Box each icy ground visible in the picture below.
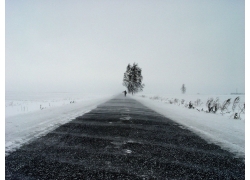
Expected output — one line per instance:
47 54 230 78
5 92 115 155
131 94 245 158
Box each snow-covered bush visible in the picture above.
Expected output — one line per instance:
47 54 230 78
238 103 245 114
233 113 240 119
206 97 219 113
151 96 160 100
206 98 214 112
194 99 202 106
232 97 240 112
181 99 185 104
220 98 231 115
233 103 245 120
174 98 179 104
144 94 244 120
213 98 220 113
188 101 194 109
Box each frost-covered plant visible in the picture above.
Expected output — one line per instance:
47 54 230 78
234 113 239 119
181 99 185 105
163 98 169 103
206 98 214 112
194 99 203 107
206 97 219 113
234 103 245 120
212 98 220 113
188 101 194 109
150 96 160 100
232 97 240 112
220 98 231 115
238 103 245 114
174 98 179 104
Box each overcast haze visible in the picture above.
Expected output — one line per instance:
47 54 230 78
5 0 245 95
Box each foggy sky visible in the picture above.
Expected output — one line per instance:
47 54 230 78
5 0 245 95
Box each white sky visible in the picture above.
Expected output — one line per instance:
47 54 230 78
5 0 245 95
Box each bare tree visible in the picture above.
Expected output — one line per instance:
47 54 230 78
123 63 145 95
181 84 186 94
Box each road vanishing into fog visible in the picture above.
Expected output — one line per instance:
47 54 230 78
6 95 244 179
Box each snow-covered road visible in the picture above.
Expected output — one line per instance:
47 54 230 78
5 95 245 179
5 92 245 159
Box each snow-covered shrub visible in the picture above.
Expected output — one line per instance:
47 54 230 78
151 96 160 100
206 97 219 113
233 113 240 119
234 103 245 120
232 97 240 112
206 98 214 112
181 99 185 105
238 103 245 114
163 98 169 103
188 101 194 109
220 98 231 115
40 105 45 110
150 96 157 100
194 99 202 106
213 98 220 113
174 98 179 104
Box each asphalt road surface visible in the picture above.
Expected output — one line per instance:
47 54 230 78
6 95 245 179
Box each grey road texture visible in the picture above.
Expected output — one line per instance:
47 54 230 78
5 95 245 179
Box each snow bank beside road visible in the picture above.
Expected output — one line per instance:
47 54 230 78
5 94 114 155
131 95 245 158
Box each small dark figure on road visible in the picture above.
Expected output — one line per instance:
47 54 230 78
123 90 127 97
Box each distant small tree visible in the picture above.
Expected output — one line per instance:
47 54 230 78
123 63 145 95
181 84 186 94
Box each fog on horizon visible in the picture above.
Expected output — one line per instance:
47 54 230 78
5 0 245 95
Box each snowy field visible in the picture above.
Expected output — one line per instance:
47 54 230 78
131 94 245 158
5 92 115 155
